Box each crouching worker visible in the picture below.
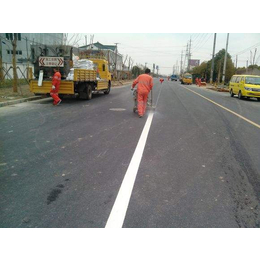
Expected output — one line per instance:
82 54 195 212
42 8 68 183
50 68 62 106
131 68 153 118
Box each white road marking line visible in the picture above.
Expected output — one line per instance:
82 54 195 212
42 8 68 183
105 112 154 228
105 83 163 228
182 86 260 130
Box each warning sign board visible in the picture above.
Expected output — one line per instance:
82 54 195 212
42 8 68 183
39 57 64 67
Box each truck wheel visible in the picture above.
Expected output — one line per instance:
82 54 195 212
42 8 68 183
104 82 111 95
79 84 92 100
86 84 92 100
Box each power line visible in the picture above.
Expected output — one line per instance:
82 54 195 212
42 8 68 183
193 34 212 53
192 33 202 43
235 41 260 55
192 34 208 51
120 43 186 56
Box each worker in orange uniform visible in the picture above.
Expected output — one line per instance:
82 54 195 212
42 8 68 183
131 68 153 118
50 68 62 106
195 77 199 86
198 78 202 87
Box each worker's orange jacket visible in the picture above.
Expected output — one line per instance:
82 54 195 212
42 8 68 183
51 71 61 93
132 74 153 93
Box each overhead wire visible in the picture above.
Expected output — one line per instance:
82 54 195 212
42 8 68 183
235 41 260 55
193 34 213 53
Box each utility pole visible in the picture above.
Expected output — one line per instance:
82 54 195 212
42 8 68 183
235 55 238 68
183 44 188 72
26 36 30 79
222 33 229 84
12 33 18 93
246 60 248 73
253 48 257 65
114 43 119 80
128 57 131 79
210 33 217 85
180 50 183 75
187 38 192 71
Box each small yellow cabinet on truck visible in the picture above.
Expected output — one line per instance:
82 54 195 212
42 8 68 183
29 45 111 100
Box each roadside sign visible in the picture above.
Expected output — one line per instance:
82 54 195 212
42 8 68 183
38 70 43 86
39 57 64 67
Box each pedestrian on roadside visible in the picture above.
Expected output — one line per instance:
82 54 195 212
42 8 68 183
50 68 62 106
131 68 153 118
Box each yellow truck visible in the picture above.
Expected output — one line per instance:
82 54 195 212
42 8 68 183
180 73 192 85
29 45 111 100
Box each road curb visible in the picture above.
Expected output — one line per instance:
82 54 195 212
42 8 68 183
0 96 44 108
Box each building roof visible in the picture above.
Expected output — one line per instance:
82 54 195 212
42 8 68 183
79 41 117 51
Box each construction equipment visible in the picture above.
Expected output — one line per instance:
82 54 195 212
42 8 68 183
29 45 111 99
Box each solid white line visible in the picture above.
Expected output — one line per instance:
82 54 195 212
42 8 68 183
105 112 154 228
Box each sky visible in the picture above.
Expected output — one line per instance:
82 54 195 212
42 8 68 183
69 33 260 75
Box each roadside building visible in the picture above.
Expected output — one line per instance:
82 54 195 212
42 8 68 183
79 42 123 79
0 33 64 79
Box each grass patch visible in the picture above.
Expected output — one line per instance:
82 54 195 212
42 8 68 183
0 79 29 88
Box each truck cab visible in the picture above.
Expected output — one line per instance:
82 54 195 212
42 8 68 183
89 58 111 91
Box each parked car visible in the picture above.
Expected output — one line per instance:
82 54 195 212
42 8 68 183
229 75 260 100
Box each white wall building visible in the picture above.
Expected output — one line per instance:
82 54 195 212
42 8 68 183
0 33 64 79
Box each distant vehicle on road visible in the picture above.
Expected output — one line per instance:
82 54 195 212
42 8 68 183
171 74 178 81
180 73 192 85
229 74 260 101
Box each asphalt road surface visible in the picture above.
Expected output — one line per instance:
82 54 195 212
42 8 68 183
1 79 260 228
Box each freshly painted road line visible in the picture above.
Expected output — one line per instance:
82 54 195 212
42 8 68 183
105 83 163 228
182 86 260 130
105 112 154 228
